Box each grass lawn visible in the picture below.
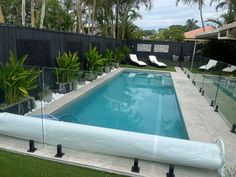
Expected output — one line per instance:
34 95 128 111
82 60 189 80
190 68 222 76
0 150 127 177
121 64 176 72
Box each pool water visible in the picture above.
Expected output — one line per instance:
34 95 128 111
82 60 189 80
53 71 188 139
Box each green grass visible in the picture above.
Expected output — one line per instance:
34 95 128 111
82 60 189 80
190 68 222 76
0 150 127 177
121 64 176 72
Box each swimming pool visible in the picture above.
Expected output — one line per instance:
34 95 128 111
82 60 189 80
53 70 188 139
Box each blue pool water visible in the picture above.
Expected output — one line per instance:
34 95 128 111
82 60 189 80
53 71 188 139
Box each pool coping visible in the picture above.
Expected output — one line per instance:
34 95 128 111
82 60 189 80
171 67 236 168
29 68 124 116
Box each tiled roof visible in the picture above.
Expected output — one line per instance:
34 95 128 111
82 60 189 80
184 26 215 39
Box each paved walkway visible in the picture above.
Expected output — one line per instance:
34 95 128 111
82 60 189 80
172 67 236 168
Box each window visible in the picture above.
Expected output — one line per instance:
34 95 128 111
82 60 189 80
154 45 169 53
137 44 152 52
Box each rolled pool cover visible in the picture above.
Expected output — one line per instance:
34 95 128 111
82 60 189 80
0 112 225 173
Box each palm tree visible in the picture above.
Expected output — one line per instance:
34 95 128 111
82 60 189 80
210 0 236 20
176 0 205 32
0 4 4 23
119 1 142 39
22 0 26 25
76 0 82 32
91 0 96 35
185 18 199 31
31 0 35 27
40 0 46 28
115 0 152 38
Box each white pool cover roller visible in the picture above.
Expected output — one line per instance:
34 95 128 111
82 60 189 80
0 113 225 172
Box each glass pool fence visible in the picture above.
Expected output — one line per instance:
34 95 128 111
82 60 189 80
184 57 236 127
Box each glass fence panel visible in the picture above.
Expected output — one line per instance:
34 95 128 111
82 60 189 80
215 63 236 125
190 56 209 90
0 65 44 146
40 66 120 150
200 60 222 104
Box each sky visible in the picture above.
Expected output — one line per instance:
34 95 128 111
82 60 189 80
134 0 224 30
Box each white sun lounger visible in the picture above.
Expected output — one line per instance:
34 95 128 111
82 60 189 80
199 59 218 70
149 55 167 67
129 54 147 66
222 65 236 73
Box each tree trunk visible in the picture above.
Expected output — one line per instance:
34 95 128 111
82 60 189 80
0 4 4 23
87 9 91 34
22 0 26 26
91 0 96 35
31 0 35 27
111 14 115 39
40 0 46 28
199 4 205 32
81 15 84 33
115 0 120 39
121 5 129 39
76 0 82 33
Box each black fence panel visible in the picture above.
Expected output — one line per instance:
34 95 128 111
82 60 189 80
126 40 194 65
0 24 196 69
0 24 123 70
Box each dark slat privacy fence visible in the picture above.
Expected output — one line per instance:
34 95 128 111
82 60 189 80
0 23 195 69
0 23 123 70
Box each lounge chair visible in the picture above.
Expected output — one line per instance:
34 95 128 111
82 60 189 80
222 65 236 73
129 54 147 66
199 59 218 70
149 55 167 67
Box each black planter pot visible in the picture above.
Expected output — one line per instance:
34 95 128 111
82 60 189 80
98 67 104 76
85 72 97 81
72 80 78 91
104 66 110 73
55 82 73 94
110 62 115 70
0 97 36 115
38 92 53 103
115 63 120 68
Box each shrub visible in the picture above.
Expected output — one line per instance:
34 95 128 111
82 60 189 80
120 44 131 61
102 49 113 66
85 47 103 72
0 51 41 105
113 48 125 63
55 51 80 83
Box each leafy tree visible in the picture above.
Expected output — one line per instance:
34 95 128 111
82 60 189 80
152 25 185 41
43 0 75 31
176 0 206 31
210 0 236 21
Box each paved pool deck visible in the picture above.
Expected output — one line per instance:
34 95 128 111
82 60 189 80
171 67 236 168
0 67 235 176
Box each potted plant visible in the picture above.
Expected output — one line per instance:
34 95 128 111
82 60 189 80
102 49 113 72
55 51 80 93
85 47 102 81
172 55 179 61
0 51 41 115
114 48 125 68
120 44 131 64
